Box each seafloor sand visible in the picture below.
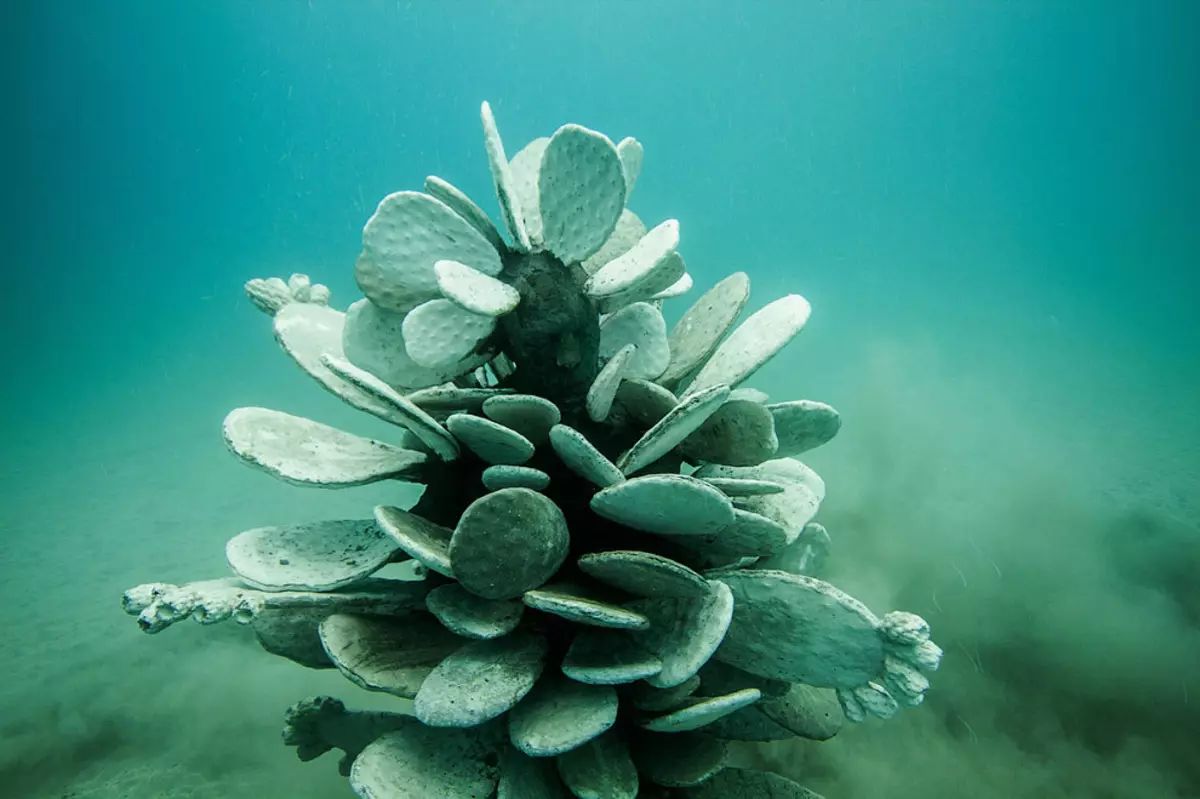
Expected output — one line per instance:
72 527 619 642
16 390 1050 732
2 292 1196 799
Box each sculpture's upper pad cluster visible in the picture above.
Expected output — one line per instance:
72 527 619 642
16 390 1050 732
122 101 942 799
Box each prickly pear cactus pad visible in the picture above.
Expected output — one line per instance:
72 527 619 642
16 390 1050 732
122 101 943 799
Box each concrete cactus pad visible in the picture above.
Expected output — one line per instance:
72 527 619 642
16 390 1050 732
436 259 521 317
769 400 842 456
245 276 292 314
548 424 625 488
881 611 932 647
758 522 832 577
538 123 626 264
482 464 551 492
598 302 670 380
424 175 507 254
700 705 794 742
696 460 822 542
695 659 790 700
628 579 734 688
524 584 651 630
555 730 638 799
375 504 455 577
616 384 730 476
596 251 686 314
584 219 680 300
447 413 536 465
483 394 561 444
426 582 524 640
582 209 646 276
273 303 416 426
881 654 931 707
630 730 726 788
498 747 567 799
679 398 779 467
758 683 844 741
250 606 337 669
509 675 619 757
508 136 550 247
738 481 820 544
698 477 785 497
481 101 531 250
349 718 502 799
590 474 734 536
616 136 643 196
124 578 427 635
359 190 502 313
407 384 512 418
577 550 709 599
682 767 823 799
715 570 884 688
225 519 398 592
587 342 634 422
640 688 761 733
614 379 677 427
223 407 426 488
561 629 663 685
415 631 548 727
697 457 826 502
729 387 770 404
450 488 569 599
685 294 812 395
318 612 462 699
652 270 693 301
688 508 791 561
659 272 750 388
629 676 702 712
402 298 496 369
321 354 460 462
343 298 480 391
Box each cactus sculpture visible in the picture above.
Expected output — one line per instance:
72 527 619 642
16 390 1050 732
122 102 942 798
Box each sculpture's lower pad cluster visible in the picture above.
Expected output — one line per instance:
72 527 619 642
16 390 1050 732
123 102 941 798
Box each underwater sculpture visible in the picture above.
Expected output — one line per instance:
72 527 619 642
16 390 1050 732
122 102 942 798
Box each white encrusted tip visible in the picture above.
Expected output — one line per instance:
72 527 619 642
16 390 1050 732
343 298 487 391
598 302 670 381
652 270 693 301
246 275 331 316
121 578 427 634
321 354 461 462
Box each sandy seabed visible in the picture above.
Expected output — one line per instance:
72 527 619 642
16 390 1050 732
3 324 1197 799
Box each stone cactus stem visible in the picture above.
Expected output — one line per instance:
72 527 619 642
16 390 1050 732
496 248 600 423
283 696 414 776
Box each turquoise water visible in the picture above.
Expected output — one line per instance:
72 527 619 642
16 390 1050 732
4 2 1198 797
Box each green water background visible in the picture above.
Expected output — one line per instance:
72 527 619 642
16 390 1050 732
3 2 1197 797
